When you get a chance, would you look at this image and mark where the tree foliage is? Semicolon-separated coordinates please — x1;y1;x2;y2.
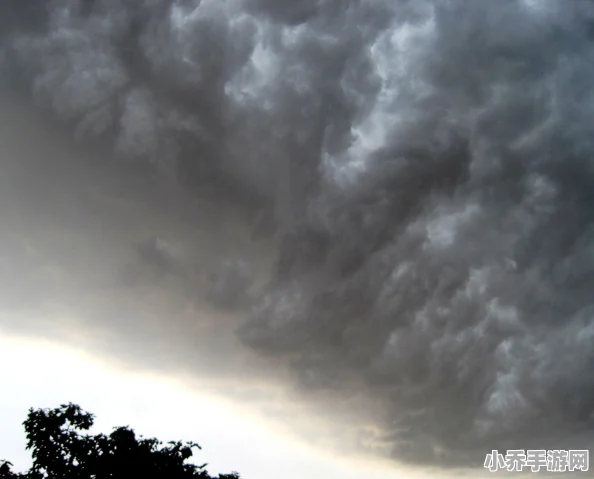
0;403;241;479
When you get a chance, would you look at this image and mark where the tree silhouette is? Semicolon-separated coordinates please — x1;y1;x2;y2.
0;403;241;479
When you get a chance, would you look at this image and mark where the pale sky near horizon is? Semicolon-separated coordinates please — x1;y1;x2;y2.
0;333;413;479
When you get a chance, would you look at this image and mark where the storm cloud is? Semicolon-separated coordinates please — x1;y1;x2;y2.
2;0;594;469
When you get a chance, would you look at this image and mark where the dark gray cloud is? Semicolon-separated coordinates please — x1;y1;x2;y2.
3;0;594;469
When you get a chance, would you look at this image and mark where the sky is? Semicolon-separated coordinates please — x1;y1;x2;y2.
0;335;406;479
1;0;594;477
0;93;427;479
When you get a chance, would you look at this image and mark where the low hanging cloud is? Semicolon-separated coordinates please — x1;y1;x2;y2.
2;0;594;469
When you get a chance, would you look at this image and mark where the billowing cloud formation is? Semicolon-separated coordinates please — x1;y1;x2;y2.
3;0;594;468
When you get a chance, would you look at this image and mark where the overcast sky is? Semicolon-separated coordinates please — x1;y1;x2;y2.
0;95;415;479
0;94;495;479
0;94;534;479
1;0;594;476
